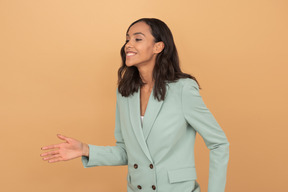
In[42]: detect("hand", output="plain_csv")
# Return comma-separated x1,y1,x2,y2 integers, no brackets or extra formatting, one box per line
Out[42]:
40,134,89,163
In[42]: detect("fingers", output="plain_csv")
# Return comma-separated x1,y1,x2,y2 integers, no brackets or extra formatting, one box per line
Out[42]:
48,157,62,163
41,150,62,163
57,134,69,142
42,154,60,161
40,134,70,163
41,144,59,150
41,134,69,150
40,150,59,157
43,155,62,163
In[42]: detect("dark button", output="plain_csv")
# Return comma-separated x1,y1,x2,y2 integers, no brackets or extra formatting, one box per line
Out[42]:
152,185,156,190
149,164,154,169
137,185,142,189
134,164,138,169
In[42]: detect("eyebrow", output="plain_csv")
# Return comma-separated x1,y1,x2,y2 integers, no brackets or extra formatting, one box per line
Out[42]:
126,32,145,37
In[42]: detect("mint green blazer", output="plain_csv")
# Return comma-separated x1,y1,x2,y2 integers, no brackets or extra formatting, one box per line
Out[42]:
82,78,229,192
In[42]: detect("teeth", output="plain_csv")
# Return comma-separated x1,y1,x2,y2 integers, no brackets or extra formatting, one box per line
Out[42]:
127,52,136,56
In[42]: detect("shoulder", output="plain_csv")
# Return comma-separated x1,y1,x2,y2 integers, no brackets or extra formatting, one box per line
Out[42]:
176,78,200,97
164,78,200,99
168,78,199,90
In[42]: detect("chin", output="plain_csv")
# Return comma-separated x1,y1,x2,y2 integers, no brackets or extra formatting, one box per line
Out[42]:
125,62,137,67
125,63,133,67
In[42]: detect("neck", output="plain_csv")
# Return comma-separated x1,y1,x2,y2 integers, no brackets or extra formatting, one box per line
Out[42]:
139,74,154,91
138,67,155,91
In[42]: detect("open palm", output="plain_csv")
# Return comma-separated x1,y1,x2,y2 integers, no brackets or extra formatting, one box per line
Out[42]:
40,134,87,163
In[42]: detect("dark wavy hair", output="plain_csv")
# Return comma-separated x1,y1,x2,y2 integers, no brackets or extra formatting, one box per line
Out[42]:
118,18,201,101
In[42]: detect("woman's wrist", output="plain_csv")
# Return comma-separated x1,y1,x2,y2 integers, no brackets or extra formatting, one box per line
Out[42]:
82,143,89,157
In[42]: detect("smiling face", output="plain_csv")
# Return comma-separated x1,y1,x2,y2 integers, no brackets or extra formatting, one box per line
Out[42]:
125,22,163,68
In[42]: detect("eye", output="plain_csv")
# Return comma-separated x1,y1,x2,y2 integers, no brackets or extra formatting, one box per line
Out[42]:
135,38,142,41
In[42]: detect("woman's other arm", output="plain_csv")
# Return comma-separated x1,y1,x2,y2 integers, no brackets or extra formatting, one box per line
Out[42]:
181,79,230,192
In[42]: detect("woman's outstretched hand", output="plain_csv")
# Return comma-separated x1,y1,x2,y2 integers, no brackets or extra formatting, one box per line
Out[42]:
40,134,89,163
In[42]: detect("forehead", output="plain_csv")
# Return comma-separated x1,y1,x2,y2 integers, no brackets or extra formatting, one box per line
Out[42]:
126,22,152,36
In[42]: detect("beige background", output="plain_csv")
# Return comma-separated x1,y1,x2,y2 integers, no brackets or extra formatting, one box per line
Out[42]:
1,0,287,191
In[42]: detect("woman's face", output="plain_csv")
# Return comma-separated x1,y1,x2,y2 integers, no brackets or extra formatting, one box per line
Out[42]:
125,22,160,67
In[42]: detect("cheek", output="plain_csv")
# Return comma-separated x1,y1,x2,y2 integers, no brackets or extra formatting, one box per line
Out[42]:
143,45,155,56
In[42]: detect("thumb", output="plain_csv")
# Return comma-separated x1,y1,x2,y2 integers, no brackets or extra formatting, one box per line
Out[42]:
57,134,69,141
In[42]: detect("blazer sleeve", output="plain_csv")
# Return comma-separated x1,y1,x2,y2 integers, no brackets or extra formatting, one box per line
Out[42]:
81,89,128,167
181,79,230,192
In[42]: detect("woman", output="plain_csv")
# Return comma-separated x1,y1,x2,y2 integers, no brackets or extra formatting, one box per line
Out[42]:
41,18,230,192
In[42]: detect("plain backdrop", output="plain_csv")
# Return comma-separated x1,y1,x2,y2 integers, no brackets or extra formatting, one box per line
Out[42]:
0,0,287,191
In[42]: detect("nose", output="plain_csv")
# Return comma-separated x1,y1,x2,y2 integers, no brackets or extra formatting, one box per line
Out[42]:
125,40,133,49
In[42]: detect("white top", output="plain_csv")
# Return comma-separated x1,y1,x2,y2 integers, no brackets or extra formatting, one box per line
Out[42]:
140,115,144,128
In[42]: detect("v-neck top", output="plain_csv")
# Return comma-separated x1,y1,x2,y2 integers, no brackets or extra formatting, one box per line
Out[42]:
140,115,144,128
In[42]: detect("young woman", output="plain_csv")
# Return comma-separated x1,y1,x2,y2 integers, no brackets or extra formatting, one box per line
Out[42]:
41,18,230,192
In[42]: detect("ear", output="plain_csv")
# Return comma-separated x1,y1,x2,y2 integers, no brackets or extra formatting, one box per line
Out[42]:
154,41,165,54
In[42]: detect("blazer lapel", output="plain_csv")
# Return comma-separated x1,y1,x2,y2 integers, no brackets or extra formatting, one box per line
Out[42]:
128,83,170,163
128,88,153,163
142,83,169,140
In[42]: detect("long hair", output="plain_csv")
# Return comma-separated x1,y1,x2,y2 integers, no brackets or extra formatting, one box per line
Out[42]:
118,18,201,101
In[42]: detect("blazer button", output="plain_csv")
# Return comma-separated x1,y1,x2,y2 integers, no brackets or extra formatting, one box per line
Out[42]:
152,185,156,190
134,164,138,169
149,164,153,169
137,185,142,189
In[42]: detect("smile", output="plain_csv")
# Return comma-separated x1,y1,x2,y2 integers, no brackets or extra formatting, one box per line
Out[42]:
126,52,137,57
